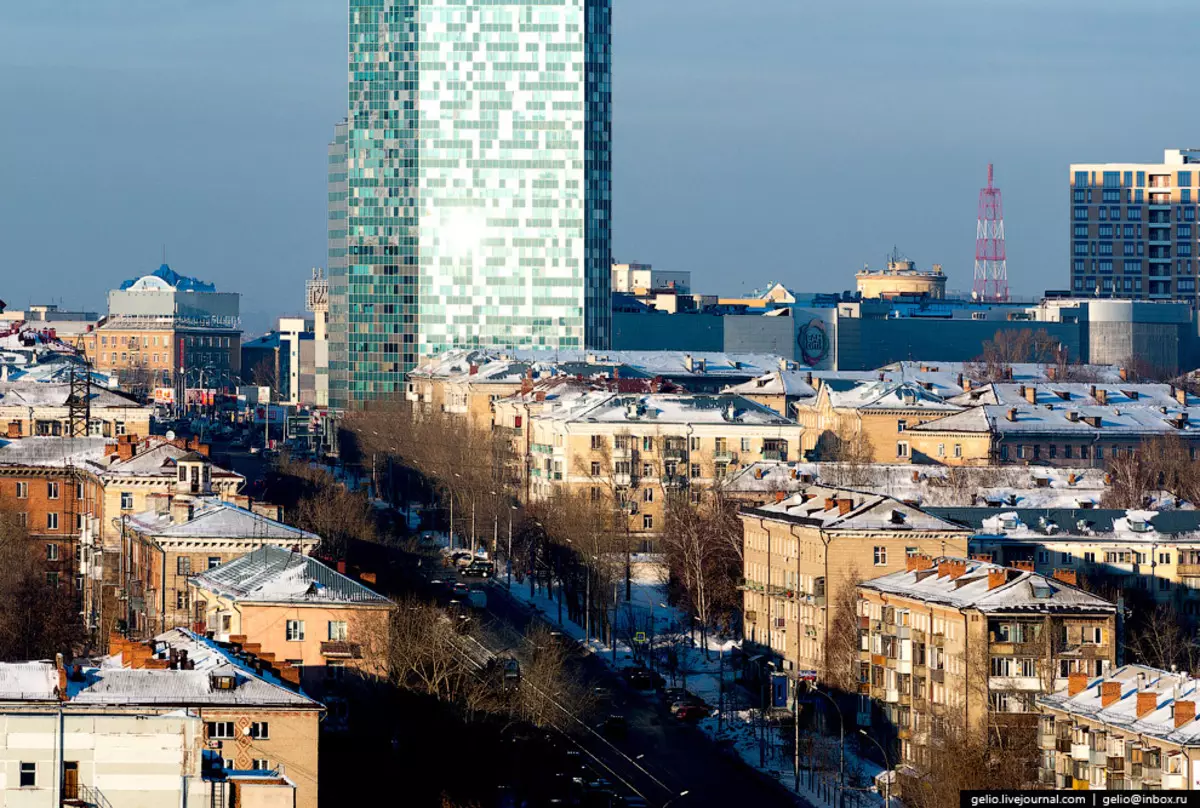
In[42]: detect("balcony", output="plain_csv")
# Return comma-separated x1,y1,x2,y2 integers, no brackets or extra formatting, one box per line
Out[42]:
663,445,689,460
930,668,945,683
989,676,1043,691
613,445,634,460
1178,564,1200,577
1056,737,1073,753
762,450,788,461
884,688,900,703
1071,743,1091,762
713,449,735,462
897,658,912,675
1163,773,1185,789
1038,733,1056,750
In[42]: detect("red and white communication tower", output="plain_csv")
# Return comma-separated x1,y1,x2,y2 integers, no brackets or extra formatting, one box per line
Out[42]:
973,163,1009,302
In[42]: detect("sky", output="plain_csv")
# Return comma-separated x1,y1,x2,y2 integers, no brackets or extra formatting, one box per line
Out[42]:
1,0,1197,334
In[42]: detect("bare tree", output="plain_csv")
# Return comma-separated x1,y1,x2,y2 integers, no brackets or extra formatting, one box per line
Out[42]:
824,569,863,691
821,420,876,487
1125,602,1200,674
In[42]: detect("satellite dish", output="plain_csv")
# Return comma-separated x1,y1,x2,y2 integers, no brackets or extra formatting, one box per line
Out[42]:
166,430,176,441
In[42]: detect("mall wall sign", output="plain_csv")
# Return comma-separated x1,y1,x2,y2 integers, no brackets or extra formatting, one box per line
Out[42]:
798,318,829,366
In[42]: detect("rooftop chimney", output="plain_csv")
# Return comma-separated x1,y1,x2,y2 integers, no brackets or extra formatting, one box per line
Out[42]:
987,569,1008,590
946,560,968,580
824,497,837,511
1177,386,1189,406
1046,366,1058,380
1101,681,1121,708
837,498,854,515
1052,569,1077,587
907,554,934,572
963,378,973,391
1068,671,1088,697
1176,700,1196,728
1119,367,1129,382
5,422,19,439
1096,388,1109,406
170,498,194,525
1137,690,1158,718
1006,408,1018,422
1011,559,1035,572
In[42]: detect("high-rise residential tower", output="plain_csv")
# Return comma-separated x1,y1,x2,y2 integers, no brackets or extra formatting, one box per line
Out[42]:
330,1,612,407
1069,149,1200,301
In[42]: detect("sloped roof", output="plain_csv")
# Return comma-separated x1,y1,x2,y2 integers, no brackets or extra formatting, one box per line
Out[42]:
825,379,962,413
929,507,1200,540
0,436,110,468
1038,665,1200,745
742,485,970,532
0,662,58,700
860,556,1115,613
538,392,798,426
0,381,142,409
192,545,391,606
126,497,318,542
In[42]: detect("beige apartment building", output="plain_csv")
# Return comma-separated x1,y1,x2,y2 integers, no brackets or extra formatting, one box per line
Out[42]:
944,507,1200,622
123,496,320,636
1038,665,1200,789
739,487,970,677
1069,149,1200,300
793,378,961,464
0,630,322,808
528,391,802,551
858,556,1116,768
190,545,393,703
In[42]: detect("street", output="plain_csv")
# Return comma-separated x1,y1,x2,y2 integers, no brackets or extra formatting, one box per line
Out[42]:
473,576,809,808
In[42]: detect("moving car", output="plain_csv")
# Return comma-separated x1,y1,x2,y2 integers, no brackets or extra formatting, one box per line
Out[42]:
462,560,495,578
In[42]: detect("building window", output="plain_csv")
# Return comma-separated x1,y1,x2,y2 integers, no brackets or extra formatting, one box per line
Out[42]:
46,513,59,530
643,487,654,503
252,759,270,771
19,762,35,787
46,571,59,587
15,481,27,499
590,462,601,476
177,557,191,576
208,556,221,569
689,436,700,451
46,544,58,561
897,420,907,433
286,620,305,642
642,514,654,530
873,546,888,566
740,437,751,452
249,722,270,740
590,435,602,450
120,492,134,510
689,463,700,478
176,591,189,610
328,621,348,641
953,444,962,458
206,721,235,739
643,436,654,452
17,513,27,527
936,443,944,458
896,442,909,458
47,482,59,500
642,463,653,477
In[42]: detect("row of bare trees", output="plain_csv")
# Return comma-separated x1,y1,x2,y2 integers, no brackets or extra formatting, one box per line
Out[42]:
1101,434,1200,508
0,507,85,661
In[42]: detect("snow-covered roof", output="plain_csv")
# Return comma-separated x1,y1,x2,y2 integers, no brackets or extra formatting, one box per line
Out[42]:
126,497,319,543
0,436,111,468
881,361,1125,385
410,349,783,383
950,382,1196,409
98,439,242,482
0,662,58,700
721,371,819,400
823,379,962,413
535,392,797,427
192,545,391,606
742,485,970,533
1038,665,1200,746
909,400,1200,437
724,462,1114,509
0,381,141,409
930,507,1200,542
860,556,1115,613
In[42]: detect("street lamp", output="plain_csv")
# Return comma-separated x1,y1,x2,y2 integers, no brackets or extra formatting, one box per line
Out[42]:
858,729,892,808
808,682,846,804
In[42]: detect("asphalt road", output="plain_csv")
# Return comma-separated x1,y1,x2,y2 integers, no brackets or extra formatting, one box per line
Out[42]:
473,577,808,808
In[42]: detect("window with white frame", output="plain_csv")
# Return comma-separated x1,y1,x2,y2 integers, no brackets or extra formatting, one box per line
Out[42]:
328,621,348,641
286,620,305,641
873,546,888,566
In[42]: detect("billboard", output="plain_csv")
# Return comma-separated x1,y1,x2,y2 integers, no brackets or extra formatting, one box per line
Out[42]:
152,388,176,405
185,389,216,407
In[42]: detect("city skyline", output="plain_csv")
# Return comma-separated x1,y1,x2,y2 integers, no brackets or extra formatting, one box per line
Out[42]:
4,1,1200,321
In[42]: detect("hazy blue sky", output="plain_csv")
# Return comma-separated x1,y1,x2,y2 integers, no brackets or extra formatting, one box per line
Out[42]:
2,1,1196,333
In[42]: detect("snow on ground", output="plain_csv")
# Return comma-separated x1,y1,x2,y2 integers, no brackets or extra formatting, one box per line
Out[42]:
500,553,885,808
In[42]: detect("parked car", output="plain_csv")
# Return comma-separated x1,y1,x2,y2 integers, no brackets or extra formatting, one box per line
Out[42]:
452,582,470,598
674,704,709,721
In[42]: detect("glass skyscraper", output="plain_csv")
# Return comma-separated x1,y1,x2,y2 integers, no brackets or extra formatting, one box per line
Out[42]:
330,0,612,407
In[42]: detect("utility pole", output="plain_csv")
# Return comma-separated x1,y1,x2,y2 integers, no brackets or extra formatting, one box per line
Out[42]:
470,499,476,556
506,509,513,590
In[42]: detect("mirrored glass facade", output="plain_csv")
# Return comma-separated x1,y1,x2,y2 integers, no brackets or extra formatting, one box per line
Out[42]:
331,0,611,407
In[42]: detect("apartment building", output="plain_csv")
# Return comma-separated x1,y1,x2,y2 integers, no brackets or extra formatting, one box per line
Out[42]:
739,487,970,676
122,497,319,637
0,381,150,439
793,378,962,464
858,556,1116,768
1069,149,1200,300
905,381,1200,466
405,349,785,426
936,507,1200,620
1038,665,1200,789
0,629,321,808
190,545,393,704
529,391,802,551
